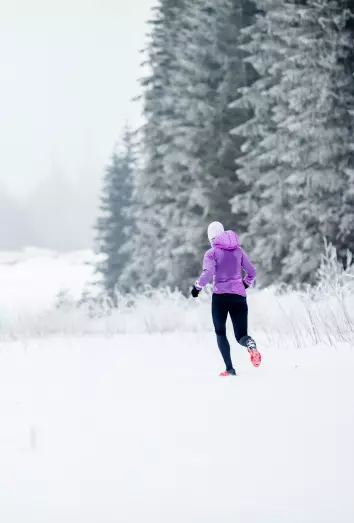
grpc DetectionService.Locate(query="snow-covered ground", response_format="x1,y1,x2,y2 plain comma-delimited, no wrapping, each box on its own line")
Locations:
0,249,353,522
0,335,353,522
0,248,96,312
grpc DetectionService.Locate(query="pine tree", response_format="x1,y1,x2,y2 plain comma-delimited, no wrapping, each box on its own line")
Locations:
126,0,256,292
210,0,257,228
158,0,258,290
95,128,136,302
231,0,354,285
122,0,187,290
229,0,300,285
277,0,354,282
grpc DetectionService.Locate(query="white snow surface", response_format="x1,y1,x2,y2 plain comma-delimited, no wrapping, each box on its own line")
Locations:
0,248,96,312
0,248,353,522
0,335,353,522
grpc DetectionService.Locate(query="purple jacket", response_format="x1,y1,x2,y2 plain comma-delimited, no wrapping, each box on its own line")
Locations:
196,230,256,296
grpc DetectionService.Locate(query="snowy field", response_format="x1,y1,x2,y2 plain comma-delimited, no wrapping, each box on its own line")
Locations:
0,249,353,522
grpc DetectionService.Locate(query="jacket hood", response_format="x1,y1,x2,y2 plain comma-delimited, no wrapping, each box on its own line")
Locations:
213,230,239,251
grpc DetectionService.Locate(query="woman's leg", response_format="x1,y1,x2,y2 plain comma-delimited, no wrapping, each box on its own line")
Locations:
211,294,234,371
229,295,261,367
228,296,250,346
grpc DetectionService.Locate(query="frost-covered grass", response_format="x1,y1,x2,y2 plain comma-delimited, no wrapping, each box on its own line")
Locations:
0,247,354,349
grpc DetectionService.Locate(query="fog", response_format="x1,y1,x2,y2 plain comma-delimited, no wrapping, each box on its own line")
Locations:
0,0,154,250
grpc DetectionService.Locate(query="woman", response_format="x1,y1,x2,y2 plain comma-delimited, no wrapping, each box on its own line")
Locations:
191,221,261,376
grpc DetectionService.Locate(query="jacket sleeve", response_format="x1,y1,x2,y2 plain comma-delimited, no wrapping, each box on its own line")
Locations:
196,249,216,289
241,248,256,287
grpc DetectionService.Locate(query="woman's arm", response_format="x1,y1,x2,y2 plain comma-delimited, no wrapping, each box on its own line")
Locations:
241,248,256,287
195,249,216,289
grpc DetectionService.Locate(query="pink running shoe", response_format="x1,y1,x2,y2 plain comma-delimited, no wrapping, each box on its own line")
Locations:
219,369,236,376
248,348,261,367
246,338,262,367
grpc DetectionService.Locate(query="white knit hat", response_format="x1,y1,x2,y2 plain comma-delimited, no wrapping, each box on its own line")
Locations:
207,221,224,242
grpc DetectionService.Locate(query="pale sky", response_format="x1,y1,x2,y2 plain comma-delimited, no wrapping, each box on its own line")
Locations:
0,0,155,249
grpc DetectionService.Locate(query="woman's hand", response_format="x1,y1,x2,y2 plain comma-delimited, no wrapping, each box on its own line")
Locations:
191,285,201,298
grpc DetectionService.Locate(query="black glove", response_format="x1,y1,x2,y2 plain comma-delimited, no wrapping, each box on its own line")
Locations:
191,285,201,298
243,281,249,289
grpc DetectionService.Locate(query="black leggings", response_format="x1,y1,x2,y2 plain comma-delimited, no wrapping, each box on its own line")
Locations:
212,293,252,371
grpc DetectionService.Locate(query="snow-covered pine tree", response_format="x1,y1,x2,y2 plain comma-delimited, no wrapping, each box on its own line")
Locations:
158,0,225,289
231,0,354,285
121,0,187,290
340,1,354,251
95,127,136,303
276,0,354,282
159,0,257,290
124,0,257,292
229,0,302,285
210,0,258,229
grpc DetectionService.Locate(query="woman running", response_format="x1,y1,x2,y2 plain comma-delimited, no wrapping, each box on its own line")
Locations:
191,221,261,376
